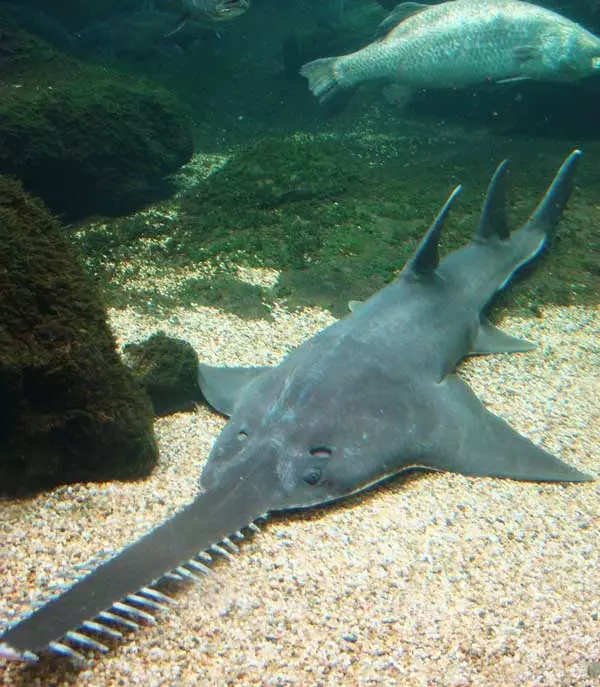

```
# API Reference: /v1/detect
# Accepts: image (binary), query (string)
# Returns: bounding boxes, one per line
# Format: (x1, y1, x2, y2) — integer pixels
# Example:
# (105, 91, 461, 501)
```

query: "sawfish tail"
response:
(476, 148, 581, 258)
(523, 149, 582, 242)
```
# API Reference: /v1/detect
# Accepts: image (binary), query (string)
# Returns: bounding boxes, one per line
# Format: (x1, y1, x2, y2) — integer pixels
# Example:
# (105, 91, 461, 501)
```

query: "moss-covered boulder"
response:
(0, 177, 158, 495)
(122, 332, 201, 416)
(0, 14, 194, 219)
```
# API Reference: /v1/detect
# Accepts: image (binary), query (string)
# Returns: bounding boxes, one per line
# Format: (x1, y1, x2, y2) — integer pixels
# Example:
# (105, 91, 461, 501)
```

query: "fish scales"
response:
(301, 0, 600, 102)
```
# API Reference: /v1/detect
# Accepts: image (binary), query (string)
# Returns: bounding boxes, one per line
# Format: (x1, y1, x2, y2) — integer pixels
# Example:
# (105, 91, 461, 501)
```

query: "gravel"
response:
(1, 303, 598, 687)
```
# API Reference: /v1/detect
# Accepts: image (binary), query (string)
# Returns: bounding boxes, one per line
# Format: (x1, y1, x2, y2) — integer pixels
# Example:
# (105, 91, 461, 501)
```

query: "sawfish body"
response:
(0, 150, 592, 665)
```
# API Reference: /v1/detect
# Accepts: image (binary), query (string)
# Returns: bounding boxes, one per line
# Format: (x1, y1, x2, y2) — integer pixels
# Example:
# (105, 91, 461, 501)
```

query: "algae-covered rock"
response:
(0, 14, 193, 219)
(122, 332, 201, 416)
(194, 136, 365, 213)
(0, 177, 158, 495)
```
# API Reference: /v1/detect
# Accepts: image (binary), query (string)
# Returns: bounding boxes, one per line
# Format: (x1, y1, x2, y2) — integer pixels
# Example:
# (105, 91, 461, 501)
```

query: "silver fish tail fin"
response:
(300, 57, 344, 104)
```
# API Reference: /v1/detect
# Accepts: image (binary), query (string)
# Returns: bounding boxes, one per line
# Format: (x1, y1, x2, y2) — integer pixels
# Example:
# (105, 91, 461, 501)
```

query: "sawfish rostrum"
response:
(0, 150, 592, 665)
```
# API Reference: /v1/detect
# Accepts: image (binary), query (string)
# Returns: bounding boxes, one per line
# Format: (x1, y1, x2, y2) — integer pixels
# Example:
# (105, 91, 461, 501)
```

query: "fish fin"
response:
(348, 300, 366, 313)
(404, 185, 462, 277)
(421, 376, 593, 482)
(374, 2, 429, 39)
(514, 45, 540, 63)
(496, 75, 532, 84)
(382, 83, 414, 108)
(475, 159, 510, 242)
(164, 13, 191, 39)
(300, 56, 346, 104)
(521, 148, 581, 244)
(471, 319, 536, 355)
(198, 363, 268, 416)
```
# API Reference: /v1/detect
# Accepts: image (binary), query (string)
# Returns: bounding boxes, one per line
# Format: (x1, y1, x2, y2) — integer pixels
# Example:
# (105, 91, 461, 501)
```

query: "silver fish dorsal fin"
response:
(375, 2, 429, 40)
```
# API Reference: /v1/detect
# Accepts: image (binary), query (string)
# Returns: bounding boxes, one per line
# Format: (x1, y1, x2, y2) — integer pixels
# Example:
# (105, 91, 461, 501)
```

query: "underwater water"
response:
(0, 0, 599, 685)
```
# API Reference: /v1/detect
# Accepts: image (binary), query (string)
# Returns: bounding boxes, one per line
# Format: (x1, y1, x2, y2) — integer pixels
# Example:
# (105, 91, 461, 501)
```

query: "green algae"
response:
(0, 12, 193, 219)
(0, 176, 158, 495)
(70, 127, 599, 321)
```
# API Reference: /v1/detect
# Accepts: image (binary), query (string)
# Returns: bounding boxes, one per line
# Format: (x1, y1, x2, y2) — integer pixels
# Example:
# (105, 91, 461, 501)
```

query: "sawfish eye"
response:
(309, 447, 332, 458)
(238, 431, 249, 441)
(303, 467, 322, 485)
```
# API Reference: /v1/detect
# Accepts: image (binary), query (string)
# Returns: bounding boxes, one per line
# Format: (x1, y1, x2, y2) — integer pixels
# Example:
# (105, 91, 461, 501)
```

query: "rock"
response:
(122, 332, 201, 416)
(0, 12, 193, 219)
(0, 177, 158, 495)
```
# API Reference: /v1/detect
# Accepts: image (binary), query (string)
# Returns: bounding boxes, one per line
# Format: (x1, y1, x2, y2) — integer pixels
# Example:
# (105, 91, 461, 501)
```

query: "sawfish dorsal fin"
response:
(476, 159, 510, 241)
(405, 185, 462, 277)
(198, 363, 268, 417)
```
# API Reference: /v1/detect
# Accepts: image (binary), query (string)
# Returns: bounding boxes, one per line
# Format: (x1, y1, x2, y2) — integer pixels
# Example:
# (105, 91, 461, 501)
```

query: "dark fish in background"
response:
(73, 10, 191, 62)
(73, 0, 249, 62)
(301, 0, 600, 105)
(162, 0, 250, 37)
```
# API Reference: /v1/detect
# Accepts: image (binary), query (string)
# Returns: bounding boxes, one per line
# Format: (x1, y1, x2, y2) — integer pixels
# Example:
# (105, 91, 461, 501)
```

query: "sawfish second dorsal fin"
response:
(405, 185, 462, 277)
(476, 159, 510, 242)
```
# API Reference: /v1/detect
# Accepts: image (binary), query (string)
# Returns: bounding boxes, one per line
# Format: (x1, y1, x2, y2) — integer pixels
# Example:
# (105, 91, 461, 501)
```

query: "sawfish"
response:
(0, 149, 592, 665)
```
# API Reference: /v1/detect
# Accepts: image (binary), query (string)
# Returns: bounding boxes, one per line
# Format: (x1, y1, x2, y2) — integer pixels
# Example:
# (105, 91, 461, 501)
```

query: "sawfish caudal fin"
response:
(424, 376, 593, 482)
(521, 149, 581, 242)
(197, 363, 268, 416)
(476, 149, 581, 248)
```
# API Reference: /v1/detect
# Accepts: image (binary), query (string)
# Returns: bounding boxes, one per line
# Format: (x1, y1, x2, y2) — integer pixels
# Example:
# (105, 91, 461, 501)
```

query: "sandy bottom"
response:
(1, 303, 598, 687)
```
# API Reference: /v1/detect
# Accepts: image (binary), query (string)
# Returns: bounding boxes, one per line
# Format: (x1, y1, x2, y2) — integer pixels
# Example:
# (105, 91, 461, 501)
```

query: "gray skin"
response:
(0, 151, 592, 665)
(200, 148, 592, 511)
(301, 0, 600, 103)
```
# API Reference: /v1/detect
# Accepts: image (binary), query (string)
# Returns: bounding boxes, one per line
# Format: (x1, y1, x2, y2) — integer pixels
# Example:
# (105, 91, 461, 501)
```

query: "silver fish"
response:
(160, 0, 250, 37)
(301, 0, 600, 103)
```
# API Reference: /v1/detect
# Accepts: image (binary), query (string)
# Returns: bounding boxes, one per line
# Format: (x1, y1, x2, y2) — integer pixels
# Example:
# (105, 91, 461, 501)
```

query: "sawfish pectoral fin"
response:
(197, 363, 269, 416)
(470, 319, 536, 355)
(423, 376, 593, 482)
